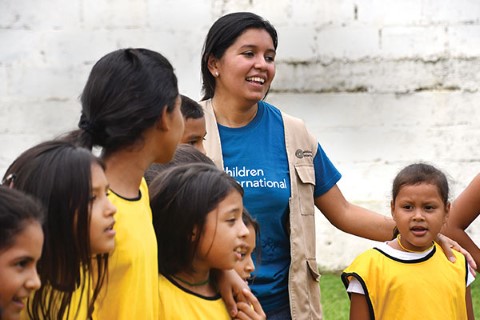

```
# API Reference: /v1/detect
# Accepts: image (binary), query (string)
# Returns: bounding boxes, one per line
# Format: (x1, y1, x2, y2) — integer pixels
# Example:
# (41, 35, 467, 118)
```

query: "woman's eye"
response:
(89, 195, 97, 202)
(266, 55, 275, 62)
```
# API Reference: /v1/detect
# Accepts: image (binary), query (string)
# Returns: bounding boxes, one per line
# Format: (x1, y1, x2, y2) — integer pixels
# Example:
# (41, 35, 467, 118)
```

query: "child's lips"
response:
(411, 226, 428, 236)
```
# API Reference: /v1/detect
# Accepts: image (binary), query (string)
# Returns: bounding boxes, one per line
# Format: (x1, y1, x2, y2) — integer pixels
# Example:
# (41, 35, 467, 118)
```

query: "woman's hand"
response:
(436, 233, 477, 273)
(234, 289, 266, 320)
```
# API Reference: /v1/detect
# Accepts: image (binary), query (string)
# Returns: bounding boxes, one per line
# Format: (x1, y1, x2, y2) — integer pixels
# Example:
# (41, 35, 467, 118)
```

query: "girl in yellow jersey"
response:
(342, 163, 475, 320)
(150, 163, 265, 320)
(3, 140, 116, 319)
(68, 48, 184, 320)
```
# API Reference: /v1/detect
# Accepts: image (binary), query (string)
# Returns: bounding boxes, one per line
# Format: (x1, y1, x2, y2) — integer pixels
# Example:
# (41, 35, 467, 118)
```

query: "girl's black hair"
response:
(0, 186, 45, 251)
(149, 163, 243, 276)
(242, 207, 261, 263)
(68, 48, 179, 156)
(201, 12, 278, 100)
(145, 144, 215, 185)
(2, 140, 107, 319)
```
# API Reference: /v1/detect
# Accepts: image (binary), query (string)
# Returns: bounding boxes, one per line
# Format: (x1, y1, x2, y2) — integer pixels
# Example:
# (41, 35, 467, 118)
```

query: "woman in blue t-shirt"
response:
(199, 11, 474, 320)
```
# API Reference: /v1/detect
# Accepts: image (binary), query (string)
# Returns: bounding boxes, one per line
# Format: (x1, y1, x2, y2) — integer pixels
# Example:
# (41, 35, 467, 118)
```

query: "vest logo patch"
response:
(295, 149, 313, 159)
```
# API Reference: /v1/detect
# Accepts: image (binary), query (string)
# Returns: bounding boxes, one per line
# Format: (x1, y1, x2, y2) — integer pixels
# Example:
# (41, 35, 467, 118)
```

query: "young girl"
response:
(149, 163, 265, 319)
(2, 140, 116, 319)
(235, 209, 260, 284)
(66, 48, 184, 320)
(0, 187, 44, 320)
(342, 163, 475, 320)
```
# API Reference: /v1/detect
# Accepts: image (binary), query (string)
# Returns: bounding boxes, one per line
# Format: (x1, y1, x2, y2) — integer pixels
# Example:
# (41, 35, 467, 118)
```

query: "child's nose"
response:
(106, 199, 117, 216)
(245, 256, 255, 273)
(239, 221, 250, 238)
(26, 268, 41, 290)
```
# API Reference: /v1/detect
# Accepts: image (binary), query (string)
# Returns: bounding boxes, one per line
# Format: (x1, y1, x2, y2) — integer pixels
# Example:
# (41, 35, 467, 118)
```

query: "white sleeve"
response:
(346, 277, 365, 294)
(467, 267, 475, 287)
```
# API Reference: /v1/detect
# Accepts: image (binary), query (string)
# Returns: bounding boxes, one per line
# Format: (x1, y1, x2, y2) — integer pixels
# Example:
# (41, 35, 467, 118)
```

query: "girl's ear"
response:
(390, 200, 396, 221)
(444, 202, 451, 223)
(191, 225, 198, 241)
(155, 107, 169, 131)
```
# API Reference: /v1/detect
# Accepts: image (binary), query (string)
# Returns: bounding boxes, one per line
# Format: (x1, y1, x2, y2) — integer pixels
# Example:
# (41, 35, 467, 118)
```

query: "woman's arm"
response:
(314, 184, 395, 241)
(444, 174, 480, 269)
(349, 293, 370, 320)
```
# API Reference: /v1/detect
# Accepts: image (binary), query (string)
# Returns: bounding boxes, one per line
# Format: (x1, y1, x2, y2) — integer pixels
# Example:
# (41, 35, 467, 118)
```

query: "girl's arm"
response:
(444, 174, 480, 270)
(315, 184, 476, 268)
(349, 293, 370, 320)
(466, 286, 474, 320)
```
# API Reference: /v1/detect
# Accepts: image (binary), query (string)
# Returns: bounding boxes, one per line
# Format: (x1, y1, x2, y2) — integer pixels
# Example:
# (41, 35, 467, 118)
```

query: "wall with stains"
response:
(1, 0, 480, 271)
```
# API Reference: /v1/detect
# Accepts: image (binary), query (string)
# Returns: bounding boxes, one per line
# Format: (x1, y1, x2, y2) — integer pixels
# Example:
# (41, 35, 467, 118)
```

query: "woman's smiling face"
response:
(210, 28, 276, 105)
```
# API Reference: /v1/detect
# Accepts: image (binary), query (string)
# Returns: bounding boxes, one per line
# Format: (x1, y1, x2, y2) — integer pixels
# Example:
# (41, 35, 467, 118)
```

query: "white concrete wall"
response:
(1, 0, 480, 271)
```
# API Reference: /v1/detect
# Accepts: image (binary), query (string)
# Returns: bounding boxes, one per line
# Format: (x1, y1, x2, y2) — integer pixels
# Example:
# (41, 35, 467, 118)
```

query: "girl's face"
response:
(196, 190, 249, 270)
(234, 224, 256, 283)
(89, 163, 117, 255)
(0, 221, 43, 320)
(210, 28, 276, 106)
(391, 183, 449, 251)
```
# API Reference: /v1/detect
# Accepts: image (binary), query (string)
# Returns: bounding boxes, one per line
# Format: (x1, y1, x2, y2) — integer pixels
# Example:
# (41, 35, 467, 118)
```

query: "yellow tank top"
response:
(342, 243, 468, 319)
(93, 178, 159, 320)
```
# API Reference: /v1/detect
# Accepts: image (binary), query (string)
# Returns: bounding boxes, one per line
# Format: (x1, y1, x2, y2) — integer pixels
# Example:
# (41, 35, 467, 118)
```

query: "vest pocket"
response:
(306, 258, 321, 282)
(294, 163, 315, 185)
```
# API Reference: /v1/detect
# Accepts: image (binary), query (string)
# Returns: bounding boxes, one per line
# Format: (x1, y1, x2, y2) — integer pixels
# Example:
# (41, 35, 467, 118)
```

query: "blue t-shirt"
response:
(218, 101, 341, 312)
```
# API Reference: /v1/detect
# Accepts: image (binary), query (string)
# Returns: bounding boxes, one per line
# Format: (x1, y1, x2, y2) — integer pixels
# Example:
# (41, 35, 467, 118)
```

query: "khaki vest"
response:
(200, 99, 322, 320)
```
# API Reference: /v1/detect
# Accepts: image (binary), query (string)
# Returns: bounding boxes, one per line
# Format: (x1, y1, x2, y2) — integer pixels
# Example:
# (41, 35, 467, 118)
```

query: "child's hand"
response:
(437, 233, 477, 273)
(234, 289, 266, 320)
(215, 269, 250, 317)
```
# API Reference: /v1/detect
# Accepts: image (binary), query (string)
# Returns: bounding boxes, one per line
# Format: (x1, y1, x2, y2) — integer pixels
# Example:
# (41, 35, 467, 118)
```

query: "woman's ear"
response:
(207, 54, 219, 77)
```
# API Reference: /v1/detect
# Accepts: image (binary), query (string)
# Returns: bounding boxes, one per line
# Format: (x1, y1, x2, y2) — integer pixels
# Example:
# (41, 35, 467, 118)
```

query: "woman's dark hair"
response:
(70, 48, 179, 156)
(391, 163, 449, 238)
(0, 186, 45, 251)
(2, 140, 107, 319)
(201, 12, 278, 100)
(149, 163, 243, 275)
(145, 144, 215, 185)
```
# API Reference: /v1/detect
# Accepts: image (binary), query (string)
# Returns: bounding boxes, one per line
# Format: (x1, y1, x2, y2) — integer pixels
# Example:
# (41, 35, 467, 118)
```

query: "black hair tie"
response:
(78, 113, 96, 135)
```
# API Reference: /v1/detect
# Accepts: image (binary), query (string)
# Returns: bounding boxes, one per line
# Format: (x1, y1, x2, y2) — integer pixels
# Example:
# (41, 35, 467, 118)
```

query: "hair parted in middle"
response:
(149, 163, 243, 276)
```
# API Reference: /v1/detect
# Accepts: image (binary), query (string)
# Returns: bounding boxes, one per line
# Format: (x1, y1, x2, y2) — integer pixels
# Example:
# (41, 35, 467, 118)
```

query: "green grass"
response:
(320, 273, 480, 320)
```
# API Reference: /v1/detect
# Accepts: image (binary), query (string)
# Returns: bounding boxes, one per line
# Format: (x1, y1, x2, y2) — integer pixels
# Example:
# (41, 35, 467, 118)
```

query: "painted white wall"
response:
(1, 0, 480, 271)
